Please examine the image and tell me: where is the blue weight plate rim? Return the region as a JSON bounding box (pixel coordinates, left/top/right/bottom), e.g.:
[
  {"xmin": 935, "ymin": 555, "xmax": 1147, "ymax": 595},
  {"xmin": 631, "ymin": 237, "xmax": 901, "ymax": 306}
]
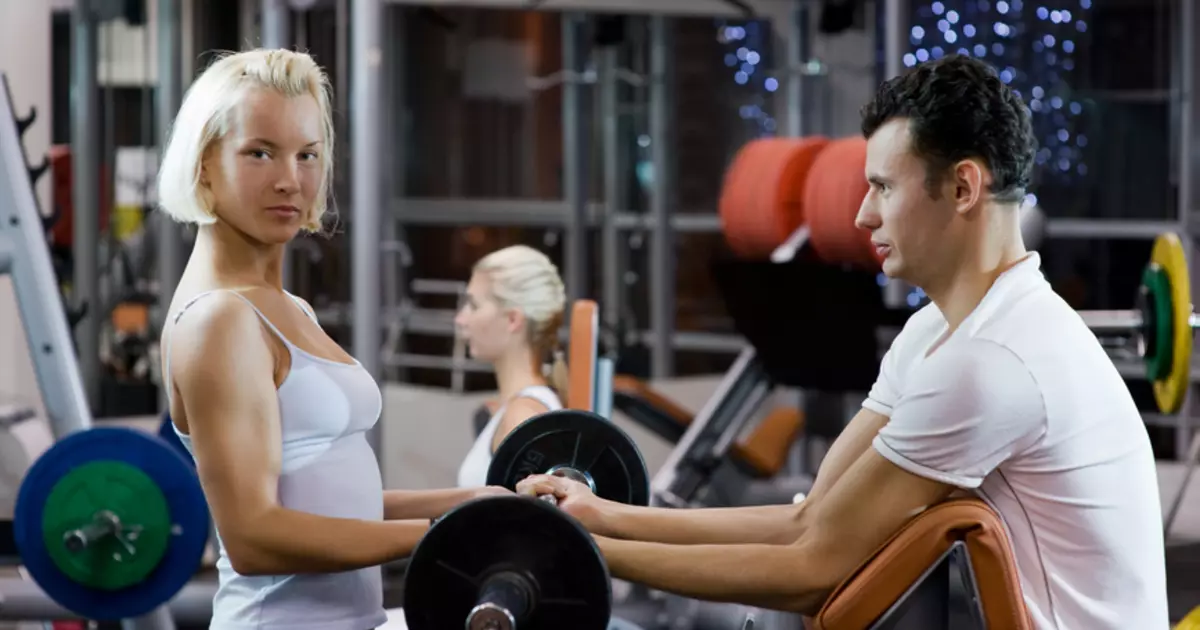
[
  {"xmin": 14, "ymin": 426, "xmax": 210, "ymax": 621},
  {"xmin": 157, "ymin": 412, "xmax": 196, "ymax": 469}
]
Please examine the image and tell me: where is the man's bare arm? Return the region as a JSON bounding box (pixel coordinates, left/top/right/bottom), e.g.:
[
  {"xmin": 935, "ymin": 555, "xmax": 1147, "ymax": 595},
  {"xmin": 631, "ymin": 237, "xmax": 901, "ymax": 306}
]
[
  {"xmin": 595, "ymin": 449, "xmax": 956, "ymax": 614},
  {"xmin": 802, "ymin": 406, "xmax": 889, "ymax": 504}
]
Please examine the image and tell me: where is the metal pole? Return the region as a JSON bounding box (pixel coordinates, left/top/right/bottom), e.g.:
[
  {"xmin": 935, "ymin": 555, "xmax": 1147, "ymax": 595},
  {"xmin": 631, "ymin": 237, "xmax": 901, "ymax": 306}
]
[
  {"xmin": 382, "ymin": 7, "xmax": 406, "ymax": 320},
  {"xmin": 261, "ymin": 0, "xmax": 291, "ymax": 49},
  {"xmin": 600, "ymin": 46, "xmax": 626, "ymax": 345},
  {"xmin": 352, "ymin": 0, "xmax": 384, "ymax": 461},
  {"xmin": 262, "ymin": 0, "xmax": 293, "ymax": 290},
  {"xmin": 562, "ymin": 13, "xmax": 590, "ymax": 303},
  {"xmin": 882, "ymin": 0, "xmax": 909, "ymax": 308},
  {"xmin": 649, "ymin": 16, "xmax": 675, "ymax": 378},
  {"xmin": 156, "ymin": 0, "xmax": 183, "ymax": 409},
  {"xmin": 1177, "ymin": 0, "xmax": 1196, "ymax": 461},
  {"xmin": 786, "ymin": 0, "xmax": 809, "ymax": 137},
  {"xmin": 72, "ymin": 0, "xmax": 101, "ymax": 414}
]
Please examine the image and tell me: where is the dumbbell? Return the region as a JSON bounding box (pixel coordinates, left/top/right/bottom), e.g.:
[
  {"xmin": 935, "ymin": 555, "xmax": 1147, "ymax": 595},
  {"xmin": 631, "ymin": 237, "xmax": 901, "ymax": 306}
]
[
  {"xmin": 13, "ymin": 427, "xmax": 210, "ymax": 621},
  {"xmin": 405, "ymin": 408, "xmax": 650, "ymax": 629},
  {"xmin": 1076, "ymin": 232, "xmax": 1195, "ymax": 414}
]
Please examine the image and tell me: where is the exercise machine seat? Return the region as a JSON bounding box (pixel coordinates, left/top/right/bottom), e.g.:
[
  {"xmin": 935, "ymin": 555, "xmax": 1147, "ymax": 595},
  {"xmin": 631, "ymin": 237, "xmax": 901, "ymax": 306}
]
[
  {"xmin": 806, "ymin": 498, "xmax": 1031, "ymax": 630},
  {"xmin": 612, "ymin": 375, "xmax": 692, "ymax": 442},
  {"xmin": 732, "ymin": 407, "xmax": 805, "ymax": 479},
  {"xmin": 612, "ymin": 375, "xmax": 804, "ymax": 478}
]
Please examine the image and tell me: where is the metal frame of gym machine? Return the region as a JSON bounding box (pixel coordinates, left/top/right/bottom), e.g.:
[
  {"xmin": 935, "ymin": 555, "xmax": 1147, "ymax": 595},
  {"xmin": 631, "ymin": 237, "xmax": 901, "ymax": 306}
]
[{"xmin": 0, "ymin": 71, "xmax": 216, "ymax": 629}]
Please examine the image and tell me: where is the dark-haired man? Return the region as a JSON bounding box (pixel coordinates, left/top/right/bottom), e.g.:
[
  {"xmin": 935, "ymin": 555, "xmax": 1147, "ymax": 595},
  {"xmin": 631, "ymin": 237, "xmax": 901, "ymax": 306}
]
[{"xmin": 519, "ymin": 54, "xmax": 1168, "ymax": 628}]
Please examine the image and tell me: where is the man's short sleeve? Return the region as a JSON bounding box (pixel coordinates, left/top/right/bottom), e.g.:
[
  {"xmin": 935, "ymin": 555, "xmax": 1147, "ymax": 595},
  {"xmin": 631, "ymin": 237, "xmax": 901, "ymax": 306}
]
[
  {"xmin": 862, "ymin": 345, "xmax": 902, "ymax": 416},
  {"xmin": 871, "ymin": 339, "xmax": 1047, "ymax": 489}
]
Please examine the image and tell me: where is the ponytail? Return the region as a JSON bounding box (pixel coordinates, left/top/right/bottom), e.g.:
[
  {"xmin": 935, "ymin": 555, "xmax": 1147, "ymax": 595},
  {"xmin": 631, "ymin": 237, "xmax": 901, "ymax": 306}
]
[{"xmin": 548, "ymin": 347, "xmax": 570, "ymax": 402}]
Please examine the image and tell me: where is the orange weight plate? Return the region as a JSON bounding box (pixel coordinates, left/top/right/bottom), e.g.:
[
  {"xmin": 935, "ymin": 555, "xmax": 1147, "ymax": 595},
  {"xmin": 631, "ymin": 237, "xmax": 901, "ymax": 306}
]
[
  {"xmin": 719, "ymin": 137, "xmax": 828, "ymax": 259},
  {"xmin": 719, "ymin": 139, "xmax": 786, "ymax": 258},
  {"xmin": 804, "ymin": 136, "xmax": 880, "ymax": 270}
]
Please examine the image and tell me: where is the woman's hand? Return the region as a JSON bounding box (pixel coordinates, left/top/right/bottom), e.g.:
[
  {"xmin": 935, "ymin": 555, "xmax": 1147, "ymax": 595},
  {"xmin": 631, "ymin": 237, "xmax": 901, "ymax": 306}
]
[{"xmin": 516, "ymin": 474, "xmax": 616, "ymax": 536}]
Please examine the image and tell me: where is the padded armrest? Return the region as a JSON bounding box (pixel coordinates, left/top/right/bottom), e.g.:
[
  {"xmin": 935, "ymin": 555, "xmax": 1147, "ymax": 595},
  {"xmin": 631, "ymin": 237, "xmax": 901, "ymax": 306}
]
[{"xmin": 808, "ymin": 498, "xmax": 1031, "ymax": 630}]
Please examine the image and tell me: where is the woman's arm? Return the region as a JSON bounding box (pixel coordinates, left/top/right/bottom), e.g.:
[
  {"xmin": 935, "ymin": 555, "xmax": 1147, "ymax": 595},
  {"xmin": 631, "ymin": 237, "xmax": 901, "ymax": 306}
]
[
  {"xmin": 382, "ymin": 486, "xmax": 508, "ymax": 520},
  {"xmin": 171, "ymin": 293, "xmax": 424, "ymax": 576}
]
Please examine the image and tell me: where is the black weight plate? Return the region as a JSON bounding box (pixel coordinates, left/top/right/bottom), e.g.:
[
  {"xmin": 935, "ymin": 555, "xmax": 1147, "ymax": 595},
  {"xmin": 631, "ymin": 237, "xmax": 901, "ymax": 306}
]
[
  {"xmin": 487, "ymin": 410, "xmax": 650, "ymax": 506},
  {"xmin": 404, "ymin": 494, "xmax": 612, "ymax": 630}
]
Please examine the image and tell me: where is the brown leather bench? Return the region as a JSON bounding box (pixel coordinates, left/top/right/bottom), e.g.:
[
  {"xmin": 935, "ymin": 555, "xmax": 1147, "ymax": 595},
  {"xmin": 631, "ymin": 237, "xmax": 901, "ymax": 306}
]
[
  {"xmin": 612, "ymin": 375, "xmax": 805, "ymax": 479},
  {"xmin": 806, "ymin": 498, "xmax": 1031, "ymax": 630}
]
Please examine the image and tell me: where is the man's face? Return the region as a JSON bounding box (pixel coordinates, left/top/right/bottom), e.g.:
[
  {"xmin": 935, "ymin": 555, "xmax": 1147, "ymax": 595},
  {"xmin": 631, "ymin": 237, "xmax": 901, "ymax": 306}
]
[{"xmin": 855, "ymin": 119, "xmax": 960, "ymax": 284}]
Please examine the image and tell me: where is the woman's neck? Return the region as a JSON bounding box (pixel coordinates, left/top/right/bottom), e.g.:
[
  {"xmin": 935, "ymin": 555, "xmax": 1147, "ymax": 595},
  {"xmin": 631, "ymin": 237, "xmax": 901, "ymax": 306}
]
[
  {"xmin": 492, "ymin": 346, "xmax": 546, "ymax": 401},
  {"xmin": 191, "ymin": 224, "xmax": 286, "ymax": 289}
]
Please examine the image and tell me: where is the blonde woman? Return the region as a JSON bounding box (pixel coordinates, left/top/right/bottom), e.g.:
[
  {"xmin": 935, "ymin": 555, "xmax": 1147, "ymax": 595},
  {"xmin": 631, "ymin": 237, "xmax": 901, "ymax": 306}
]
[
  {"xmin": 453, "ymin": 245, "xmax": 570, "ymax": 488},
  {"xmin": 157, "ymin": 48, "xmax": 503, "ymax": 629}
]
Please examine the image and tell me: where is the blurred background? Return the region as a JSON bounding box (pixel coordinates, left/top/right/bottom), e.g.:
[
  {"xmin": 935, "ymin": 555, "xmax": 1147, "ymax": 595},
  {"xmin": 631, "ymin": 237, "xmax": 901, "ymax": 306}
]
[{"xmin": 3, "ymin": 0, "xmax": 1200, "ymax": 626}]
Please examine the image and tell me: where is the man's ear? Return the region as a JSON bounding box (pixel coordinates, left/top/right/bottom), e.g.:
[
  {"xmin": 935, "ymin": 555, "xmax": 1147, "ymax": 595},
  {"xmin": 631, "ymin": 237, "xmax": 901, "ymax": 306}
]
[{"xmin": 951, "ymin": 159, "xmax": 986, "ymax": 214}]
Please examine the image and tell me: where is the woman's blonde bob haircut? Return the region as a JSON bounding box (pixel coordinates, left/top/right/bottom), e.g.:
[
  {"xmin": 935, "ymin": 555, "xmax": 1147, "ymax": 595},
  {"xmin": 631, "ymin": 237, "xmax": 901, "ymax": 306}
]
[{"xmin": 156, "ymin": 48, "xmax": 335, "ymax": 233}]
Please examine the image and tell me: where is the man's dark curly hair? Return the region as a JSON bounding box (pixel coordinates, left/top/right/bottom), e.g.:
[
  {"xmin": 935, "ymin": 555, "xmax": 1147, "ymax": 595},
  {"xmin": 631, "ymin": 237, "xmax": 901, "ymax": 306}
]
[{"xmin": 860, "ymin": 54, "xmax": 1037, "ymax": 204}]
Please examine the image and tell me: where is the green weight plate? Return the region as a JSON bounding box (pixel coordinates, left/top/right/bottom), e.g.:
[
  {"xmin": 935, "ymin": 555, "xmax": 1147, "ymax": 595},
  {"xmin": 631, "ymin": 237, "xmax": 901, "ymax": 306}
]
[
  {"xmin": 1141, "ymin": 264, "xmax": 1175, "ymax": 382},
  {"xmin": 41, "ymin": 461, "xmax": 172, "ymax": 590}
]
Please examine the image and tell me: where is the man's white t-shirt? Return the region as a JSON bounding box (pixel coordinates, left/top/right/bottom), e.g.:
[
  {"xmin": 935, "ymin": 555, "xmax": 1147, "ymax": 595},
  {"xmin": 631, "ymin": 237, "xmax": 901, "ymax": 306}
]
[{"xmin": 864, "ymin": 252, "xmax": 1169, "ymax": 629}]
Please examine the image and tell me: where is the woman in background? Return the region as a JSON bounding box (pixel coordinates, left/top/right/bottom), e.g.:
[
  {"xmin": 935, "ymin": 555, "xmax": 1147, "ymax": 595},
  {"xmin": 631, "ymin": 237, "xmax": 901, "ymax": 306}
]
[{"xmin": 454, "ymin": 245, "xmax": 569, "ymax": 487}]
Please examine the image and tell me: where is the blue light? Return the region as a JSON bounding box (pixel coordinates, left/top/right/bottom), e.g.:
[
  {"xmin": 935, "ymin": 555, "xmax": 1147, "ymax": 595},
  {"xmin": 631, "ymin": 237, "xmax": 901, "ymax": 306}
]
[
  {"xmin": 904, "ymin": 53, "xmax": 918, "ymax": 67},
  {"xmin": 932, "ymin": 1, "xmax": 945, "ymax": 15},
  {"xmin": 1043, "ymin": 34, "xmax": 1056, "ymax": 47},
  {"xmin": 746, "ymin": 51, "xmax": 761, "ymax": 65},
  {"xmin": 736, "ymin": 47, "xmax": 749, "ymax": 60},
  {"xmin": 912, "ymin": 25, "xmax": 926, "ymax": 39},
  {"xmin": 1036, "ymin": 6, "xmax": 1049, "ymax": 20},
  {"xmin": 735, "ymin": 71, "xmax": 748, "ymax": 85},
  {"xmin": 964, "ymin": 24, "xmax": 977, "ymax": 37},
  {"xmin": 938, "ymin": 19, "xmax": 950, "ymax": 32},
  {"xmin": 945, "ymin": 30, "xmax": 958, "ymax": 44},
  {"xmin": 1069, "ymin": 101, "xmax": 1082, "ymax": 114},
  {"xmin": 973, "ymin": 44, "xmax": 987, "ymax": 56},
  {"xmin": 725, "ymin": 54, "xmax": 738, "ymax": 67},
  {"xmin": 994, "ymin": 22, "xmax": 1011, "ymax": 36},
  {"xmin": 992, "ymin": 42, "xmax": 1005, "ymax": 55},
  {"xmin": 1032, "ymin": 86, "xmax": 1044, "ymax": 99},
  {"xmin": 946, "ymin": 10, "xmax": 960, "ymax": 24},
  {"xmin": 1062, "ymin": 40, "xmax": 1075, "ymax": 53},
  {"xmin": 764, "ymin": 77, "xmax": 779, "ymax": 92},
  {"xmin": 997, "ymin": 1, "xmax": 1009, "ymax": 14},
  {"xmin": 1057, "ymin": 129, "xmax": 1069, "ymax": 142},
  {"xmin": 932, "ymin": 46, "xmax": 946, "ymax": 58},
  {"xmin": 917, "ymin": 48, "xmax": 930, "ymax": 62},
  {"xmin": 1000, "ymin": 69, "xmax": 1014, "ymax": 83}
]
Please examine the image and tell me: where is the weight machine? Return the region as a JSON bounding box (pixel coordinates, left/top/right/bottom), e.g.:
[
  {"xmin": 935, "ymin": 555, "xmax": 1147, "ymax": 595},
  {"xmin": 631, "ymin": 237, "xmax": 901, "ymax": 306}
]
[{"xmin": 0, "ymin": 74, "xmax": 213, "ymax": 628}]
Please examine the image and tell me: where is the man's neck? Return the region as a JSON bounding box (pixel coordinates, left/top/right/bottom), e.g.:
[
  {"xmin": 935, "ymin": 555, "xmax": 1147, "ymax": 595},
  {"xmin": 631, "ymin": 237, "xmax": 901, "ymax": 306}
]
[{"xmin": 925, "ymin": 245, "xmax": 1030, "ymax": 333}]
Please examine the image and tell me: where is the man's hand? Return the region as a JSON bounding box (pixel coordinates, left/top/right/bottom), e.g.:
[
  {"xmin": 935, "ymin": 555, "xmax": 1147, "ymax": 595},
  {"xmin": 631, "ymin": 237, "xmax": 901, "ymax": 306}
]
[{"xmin": 516, "ymin": 474, "xmax": 615, "ymax": 536}]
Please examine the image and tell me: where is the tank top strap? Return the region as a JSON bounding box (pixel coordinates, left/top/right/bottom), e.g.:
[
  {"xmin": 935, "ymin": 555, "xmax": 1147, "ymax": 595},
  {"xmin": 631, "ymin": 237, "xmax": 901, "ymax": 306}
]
[
  {"xmin": 162, "ymin": 289, "xmax": 296, "ymax": 407},
  {"xmin": 512, "ymin": 385, "xmax": 562, "ymax": 412},
  {"xmin": 285, "ymin": 291, "xmax": 319, "ymax": 324}
]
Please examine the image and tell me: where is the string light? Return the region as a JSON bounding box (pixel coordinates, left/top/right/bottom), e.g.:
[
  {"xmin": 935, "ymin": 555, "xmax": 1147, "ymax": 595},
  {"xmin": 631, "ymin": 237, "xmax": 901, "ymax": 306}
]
[
  {"xmin": 716, "ymin": 18, "xmax": 778, "ymax": 137},
  {"xmin": 907, "ymin": 1, "xmax": 1093, "ymax": 188}
]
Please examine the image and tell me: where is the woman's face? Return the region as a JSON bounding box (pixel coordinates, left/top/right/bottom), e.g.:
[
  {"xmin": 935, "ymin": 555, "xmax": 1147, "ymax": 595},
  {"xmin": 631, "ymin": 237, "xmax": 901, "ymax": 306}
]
[
  {"xmin": 455, "ymin": 272, "xmax": 526, "ymax": 362},
  {"xmin": 201, "ymin": 87, "xmax": 324, "ymax": 245}
]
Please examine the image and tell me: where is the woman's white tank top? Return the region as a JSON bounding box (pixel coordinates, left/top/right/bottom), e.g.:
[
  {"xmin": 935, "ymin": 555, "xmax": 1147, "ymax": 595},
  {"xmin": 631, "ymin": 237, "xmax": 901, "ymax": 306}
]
[
  {"xmin": 456, "ymin": 386, "xmax": 562, "ymax": 488},
  {"xmin": 165, "ymin": 290, "xmax": 388, "ymax": 630}
]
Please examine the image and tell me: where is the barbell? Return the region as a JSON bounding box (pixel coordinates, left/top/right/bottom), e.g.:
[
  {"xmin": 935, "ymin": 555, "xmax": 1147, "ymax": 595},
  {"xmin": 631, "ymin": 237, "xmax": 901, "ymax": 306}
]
[
  {"xmin": 405, "ymin": 408, "xmax": 651, "ymax": 629},
  {"xmin": 13, "ymin": 407, "xmax": 647, "ymax": 624},
  {"xmin": 1076, "ymin": 232, "xmax": 1194, "ymax": 414}
]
